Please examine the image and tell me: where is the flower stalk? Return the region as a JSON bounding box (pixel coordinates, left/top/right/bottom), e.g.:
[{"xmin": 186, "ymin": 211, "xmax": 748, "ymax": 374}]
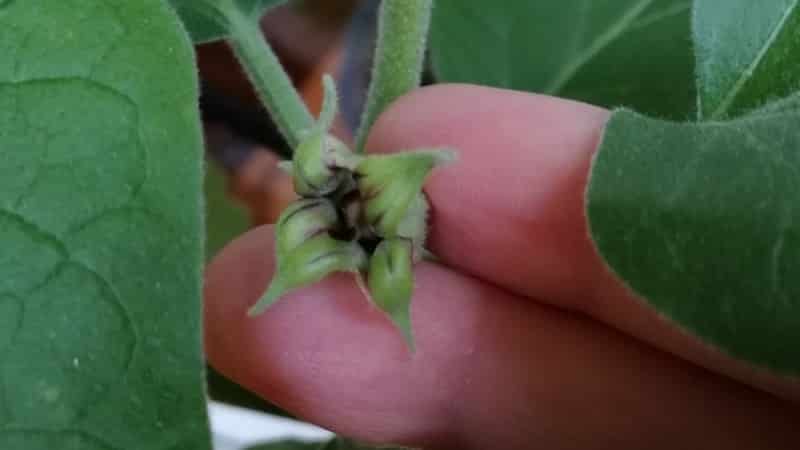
[
  {"xmin": 355, "ymin": 0, "xmax": 434, "ymax": 152},
  {"xmin": 222, "ymin": 0, "xmax": 313, "ymax": 148}
]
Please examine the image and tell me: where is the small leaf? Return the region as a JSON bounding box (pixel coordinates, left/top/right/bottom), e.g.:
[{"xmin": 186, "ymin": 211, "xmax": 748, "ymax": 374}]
[
  {"xmin": 356, "ymin": 150, "xmax": 454, "ymax": 237},
  {"xmin": 694, "ymin": 0, "xmax": 800, "ymax": 119},
  {"xmin": 430, "ymin": 0, "xmax": 696, "ymax": 119},
  {"xmin": 587, "ymin": 105, "xmax": 800, "ymax": 374},
  {"xmin": 168, "ymin": 0, "xmax": 287, "ymax": 43},
  {"xmin": 0, "ymin": 0, "xmax": 211, "ymax": 448},
  {"xmin": 368, "ymin": 239, "xmax": 415, "ymax": 350}
]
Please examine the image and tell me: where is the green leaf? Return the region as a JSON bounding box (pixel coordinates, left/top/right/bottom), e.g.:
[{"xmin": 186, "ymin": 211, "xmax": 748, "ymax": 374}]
[
  {"xmin": 168, "ymin": 0, "xmax": 287, "ymax": 43},
  {"xmin": 587, "ymin": 102, "xmax": 800, "ymax": 374},
  {"xmin": 694, "ymin": 0, "xmax": 800, "ymax": 120},
  {"xmin": 430, "ymin": 0, "xmax": 696, "ymax": 119},
  {"xmin": 0, "ymin": 0, "xmax": 211, "ymax": 448}
]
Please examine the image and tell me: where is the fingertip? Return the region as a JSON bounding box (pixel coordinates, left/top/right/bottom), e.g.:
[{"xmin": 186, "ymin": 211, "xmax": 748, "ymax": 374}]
[{"xmin": 365, "ymin": 83, "xmax": 609, "ymax": 156}]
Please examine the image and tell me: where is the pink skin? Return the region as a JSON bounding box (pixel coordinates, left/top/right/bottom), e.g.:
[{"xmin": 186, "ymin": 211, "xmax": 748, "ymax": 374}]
[{"xmin": 205, "ymin": 85, "xmax": 800, "ymax": 450}]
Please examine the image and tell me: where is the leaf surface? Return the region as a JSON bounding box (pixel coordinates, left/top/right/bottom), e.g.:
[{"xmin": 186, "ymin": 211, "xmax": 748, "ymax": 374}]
[
  {"xmin": 587, "ymin": 100, "xmax": 800, "ymax": 374},
  {"xmin": 0, "ymin": 0, "xmax": 211, "ymax": 447},
  {"xmin": 694, "ymin": 0, "xmax": 800, "ymax": 119},
  {"xmin": 430, "ymin": 0, "xmax": 696, "ymax": 119}
]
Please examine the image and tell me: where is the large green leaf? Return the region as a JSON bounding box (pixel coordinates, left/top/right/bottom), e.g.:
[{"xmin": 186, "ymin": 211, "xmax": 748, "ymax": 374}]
[
  {"xmin": 587, "ymin": 98, "xmax": 800, "ymax": 374},
  {"xmin": 0, "ymin": 0, "xmax": 211, "ymax": 448},
  {"xmin": 584, "ymin": 1, "xmax": 800, "ymax": 375},
  {"xmin": 430, "ymin": 0, "xmax": 696, "ymax": 119},
  {"xmin": 169, "ymin": 0, "xmax": 287, "ymax": 43},
  {"xmin": 694, "ymin": 0, "xmax": 800, "ymax": 119}
]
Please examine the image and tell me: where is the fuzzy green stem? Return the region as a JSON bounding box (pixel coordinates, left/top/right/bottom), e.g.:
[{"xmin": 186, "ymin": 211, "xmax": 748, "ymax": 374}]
[
  {"xmin": 223, "ymin": 2, "xmax": 313, "ymax": 148},
  {"xmin": 354, "ymin": 0, "xmax": 433, "ymax": 153}
]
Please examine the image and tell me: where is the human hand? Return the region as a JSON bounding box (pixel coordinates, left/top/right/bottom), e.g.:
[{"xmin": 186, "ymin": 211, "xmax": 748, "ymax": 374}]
[{"xmin": 205, "ymin": 85, "xmax": 800, "ymax": 450}]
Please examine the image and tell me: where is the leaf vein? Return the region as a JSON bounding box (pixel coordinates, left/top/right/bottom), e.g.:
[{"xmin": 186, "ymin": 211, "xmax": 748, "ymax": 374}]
[
  {"xmin": 710, "ymin": 0, "xmax": 800, "ymax": 119},
  {"xmin": 544, "ymin": 0, "xmax": 656, "ymax": 94}
]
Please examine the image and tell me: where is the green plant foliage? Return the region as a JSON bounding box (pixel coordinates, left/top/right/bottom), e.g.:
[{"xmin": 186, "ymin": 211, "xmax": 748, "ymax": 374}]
[
  {"xmin": 587, "ymin": 1, "xmax": 800, "ymax": 374},
  {"xmin": 694, "ymin": 0, "xmax": 800, "ymax": 119},
  {"xmin": 430, "ymin": 0, "xmax": 696, "ymax": 120},
  {"xmin": 587, "ymin": 100, "xmax": 800, "ymax": 374},
  {"xmin": 169, "ymin": 0, "xmax": 287, "ymax": 43},
  {"xmin": 432, "ymin": 0, "xmax": 800, "ymax": 374},
  {"xmin": 0, "ymin": 0, "xmax": 211, "ymax": 448}
]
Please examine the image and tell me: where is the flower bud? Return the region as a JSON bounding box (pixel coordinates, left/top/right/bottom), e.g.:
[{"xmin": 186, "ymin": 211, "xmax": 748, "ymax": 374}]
[
  {"xmin": 292, "ymin": 131, "xmax": 345, "ymax": 196},
  {"xmin": 292, "ymin": 76, "xmax": 361, "ymax": 196},
  {"xmin": 356, "ymin": 149, "xmax": 454, "ymax": 238},
  {"xmin": 367, "ymin": 238, "xmax": 415, "ymax": 350}
]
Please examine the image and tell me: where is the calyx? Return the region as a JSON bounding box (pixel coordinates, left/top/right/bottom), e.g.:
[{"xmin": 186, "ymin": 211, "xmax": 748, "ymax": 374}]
[{"xmin": 248, "ymin": 75, "xmax": 454, "ymax": 350}]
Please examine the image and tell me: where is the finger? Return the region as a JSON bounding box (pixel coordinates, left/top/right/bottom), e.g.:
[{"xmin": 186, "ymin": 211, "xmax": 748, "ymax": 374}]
[
  {"xmin": 204, "ymin": 226, "xmax": 800, "ymax": 450},
  {"xmin": 365, "ymin": 84, "xmax": 800, "ymax": 401},
  {"xmin": 366, "ymin": 83, "xmax": 608, "ymax": 309}
]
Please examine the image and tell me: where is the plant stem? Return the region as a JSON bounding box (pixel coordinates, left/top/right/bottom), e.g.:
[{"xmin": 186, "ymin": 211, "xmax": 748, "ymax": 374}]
[
  {"xmin": 354, "ymin": 0, "xmax": 433, "ymax": 153},
  {"xmin": 223, "ymin": 2, "xmax": 313, "ymax": 149}
]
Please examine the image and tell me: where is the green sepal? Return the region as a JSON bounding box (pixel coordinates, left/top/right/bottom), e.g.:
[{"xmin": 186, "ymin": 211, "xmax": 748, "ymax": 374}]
[
  {"xmin": 249, "ymin": 235, "xmax": 367, "ymax": 316},
  {"xmin": 249, "ymin": 197, "xmax": 366, "ymax": 316},
  {"xmin": 396, "ymin": 193, "xmax": 430, "ymax": 257},
  {"xmin": 356, "ymin": 149, "xmax": 454, "ymax": 238},
  {"xmin": 275, "ymin": 198, "xmax": 339, "ymax": 254},
  {"xmin": 367, "ymin": 238, "xmax": 415, "ymax": 350}
]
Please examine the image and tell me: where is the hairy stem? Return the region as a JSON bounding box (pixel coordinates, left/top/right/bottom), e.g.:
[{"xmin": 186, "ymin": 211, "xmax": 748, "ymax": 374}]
[
  {"xmin": 355, "ymin": 0, "xmax": 433, "ymax": 153},
  {"xmin": 223, "ymin": 2, "xmax": 313, "ymax": 148}
]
